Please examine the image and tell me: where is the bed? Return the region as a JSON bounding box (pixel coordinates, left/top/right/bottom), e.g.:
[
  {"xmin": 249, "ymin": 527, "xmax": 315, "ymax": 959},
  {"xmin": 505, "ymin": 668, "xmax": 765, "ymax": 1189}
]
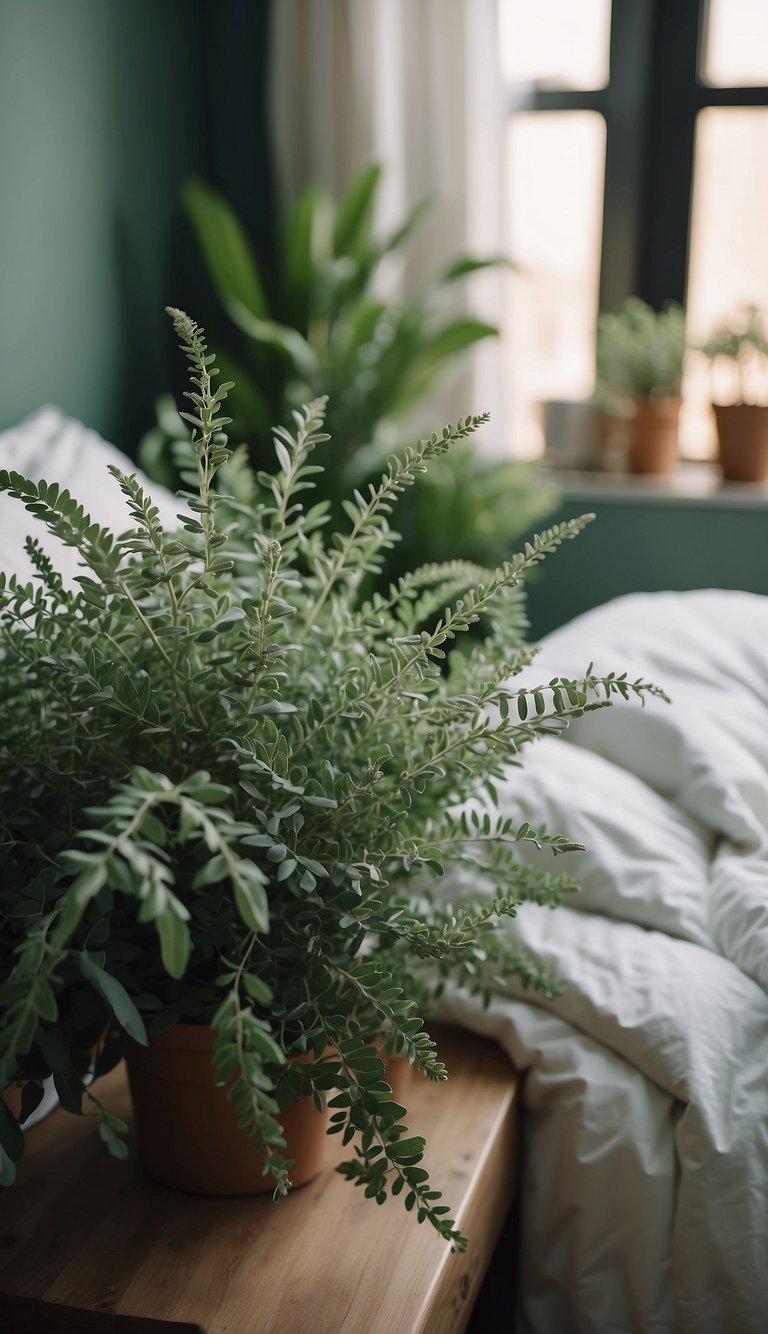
[
  {"xmin": 441, "ymin": 588, "xmax": 768, "ymax": 1332},
  {"xmin": 3, "ymin": 410, "xmax": 767, "ymax": 1332}
]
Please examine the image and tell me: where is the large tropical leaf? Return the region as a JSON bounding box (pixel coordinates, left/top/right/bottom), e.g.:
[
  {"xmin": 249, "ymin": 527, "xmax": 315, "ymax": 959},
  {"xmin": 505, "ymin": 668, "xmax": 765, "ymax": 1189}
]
[
  {"xmin": 377, "ymin": 194, "xmax": 434, "ymax": 259},
  {"xmin": 284, "ymin": 184, "xmax": 334, "ymax": 330},
  {"xmin": 389, "ymin": 317, "xmax": 499, "ymax": 417},
  {"xmin": 417, "ymin": 317, "xmax": 498, "ymax": 366},
  {"xmin": 228, "ymin": 301, "xmax": 318, "ymax": 378},
  {"xmin": 183, "ymin": 178, "xmax": 268, "ymax": 321},
  {"xmin": 437, "ymin": 255, "xmax": 514, "ymax": 284},
  {"xmin": 334, "ymin": 163, "xmax": 382, "ymax": 259}
]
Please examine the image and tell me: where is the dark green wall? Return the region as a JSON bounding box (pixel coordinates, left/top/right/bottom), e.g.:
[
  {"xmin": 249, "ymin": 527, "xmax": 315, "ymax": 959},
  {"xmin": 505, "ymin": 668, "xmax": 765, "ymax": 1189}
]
[
  {"xmin": 0, "ymin": 0, "xmax": 272, "ymax": 454},
  {"xmin": 524, "ymin": 492, "xmax": 768, "ymax": 637}
]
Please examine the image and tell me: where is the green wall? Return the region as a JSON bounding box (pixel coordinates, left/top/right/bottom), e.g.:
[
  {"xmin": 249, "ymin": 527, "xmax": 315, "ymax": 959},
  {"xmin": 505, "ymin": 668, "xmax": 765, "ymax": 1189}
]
[
  {"xmin": 524, "ymin": 491, "xmax": 768, "ymax": 637},
  {"xmin": 0, "ymin": 0, "xmax": 272, "ymax": 454}
]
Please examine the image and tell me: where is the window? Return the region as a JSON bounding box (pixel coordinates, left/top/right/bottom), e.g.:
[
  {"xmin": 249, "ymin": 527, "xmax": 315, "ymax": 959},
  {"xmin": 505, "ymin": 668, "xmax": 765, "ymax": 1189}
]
[
  {"xmin": 500, "ymin": 0, "xmax": 768, "ymax": 459},
  {"xmin": 506, "ymin": 111, "xmax": 606, "ymax": 456}
]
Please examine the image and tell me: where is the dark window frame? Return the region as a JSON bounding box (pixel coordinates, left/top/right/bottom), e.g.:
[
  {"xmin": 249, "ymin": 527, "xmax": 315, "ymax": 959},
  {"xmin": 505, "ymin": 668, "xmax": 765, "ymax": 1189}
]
[{"xmin": 507, "ymin": 0, "xmax": 768, "ymax": 315}]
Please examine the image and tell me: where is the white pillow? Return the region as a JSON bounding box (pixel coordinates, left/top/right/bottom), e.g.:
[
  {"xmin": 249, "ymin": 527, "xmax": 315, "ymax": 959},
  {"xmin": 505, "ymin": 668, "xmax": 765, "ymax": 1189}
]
[
  {"xmin": 0, "ymin": 407, "xmax": 181, "ymax": 583},
  {"xmin": 513, "ymin": 591, "xmax": 768, "ymax": 848},
  {"xmin": 464, "ymin": 737, "xmax": 714, "ymax": 947}
]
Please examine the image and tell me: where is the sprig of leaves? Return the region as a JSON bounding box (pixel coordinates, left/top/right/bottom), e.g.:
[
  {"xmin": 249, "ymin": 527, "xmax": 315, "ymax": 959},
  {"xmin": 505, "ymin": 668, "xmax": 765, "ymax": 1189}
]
[{"xmin": 0, "ymin": 309, "xmax": 664, "ymax": 1239}]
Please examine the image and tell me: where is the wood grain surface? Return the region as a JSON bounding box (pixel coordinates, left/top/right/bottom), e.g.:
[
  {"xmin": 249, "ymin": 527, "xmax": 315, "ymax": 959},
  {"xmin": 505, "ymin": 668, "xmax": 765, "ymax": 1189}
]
[{"xmin": 0, "ymin": 1025, "xmax": 518, "ymax": 1334}]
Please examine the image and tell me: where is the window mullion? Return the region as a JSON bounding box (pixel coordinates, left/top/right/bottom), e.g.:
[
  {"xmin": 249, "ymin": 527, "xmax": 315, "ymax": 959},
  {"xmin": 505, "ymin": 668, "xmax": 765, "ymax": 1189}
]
[
  {"xmin": 639, "ymin": 0, "xmax": 702, "ymax": 308},
  {"xmin": 598, "ymin": 0, "xmax": 656, "ymax": 311}
]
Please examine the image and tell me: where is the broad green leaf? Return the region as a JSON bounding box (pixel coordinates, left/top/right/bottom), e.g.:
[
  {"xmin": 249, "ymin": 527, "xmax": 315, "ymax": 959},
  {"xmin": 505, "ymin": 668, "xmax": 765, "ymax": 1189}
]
[
  {"xmin": 192, "ymin": 854, "xmax": 227, "ymax": 889},
  {"xmin": 156, "ymin": 911, "xmax": 191, "ymax": 980},
  {"xmin": 69, "ymin": 861, "xmax": 108, "ymax": 907},
  {"xmin": 99, "ymin": 1119, "xmax": 129, "ymax": 1159},
  {"xmin": 227, "ymin": 302, "xmax": 317, "ymax": 378},
  {"xmin": 334, "ymin": 163, "xmax": 381, "ymax": 259},
  {"xmin": 246, "ymin": 1023, "xmax": 284, "ymax": 1065},
  {"xmin": 437, "ymin": 255, "xmax": 513, "ymax": 284},
  {"xmin": 233, "ymin": 873, "xmax": 269, "ymax": 934},
  {"xmin": 188, "ymin": 782, "xmax": 232, "ymax": 805},
  {"xmin": 389, "ymin": 1135, "xmax": 426, "ymax": 1161},
  {"xmin": 419, "ymin": 318, "xmax": 498, "ymax": 368},
  {"xmin": 285, "ymin": 184, "xmax": 333, "ymax": 324},
  {"xmin": 378, "ymin": 194, "xmax": 434, "ymax": 259},
  {"xmin": 334, "ymin": 298, "xmax": 387, "ymax": 366},
  {"xmin": 77, "ymin": 953, "xmax": 148, "ymax": 1044},
  {"xmin": 183, "ymin": 178, "xmax": 268, "ymax": 319},
  {"xmin": 242, "ymin": 973, "xmax": 272, "ymax": 1006}
]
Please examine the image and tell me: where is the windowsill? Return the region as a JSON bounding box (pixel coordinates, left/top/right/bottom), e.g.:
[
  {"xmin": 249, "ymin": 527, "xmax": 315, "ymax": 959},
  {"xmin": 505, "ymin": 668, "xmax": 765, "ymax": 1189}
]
[{"xmin": 547, "ymin": 461, "xmax": 768, "ymax": 509}]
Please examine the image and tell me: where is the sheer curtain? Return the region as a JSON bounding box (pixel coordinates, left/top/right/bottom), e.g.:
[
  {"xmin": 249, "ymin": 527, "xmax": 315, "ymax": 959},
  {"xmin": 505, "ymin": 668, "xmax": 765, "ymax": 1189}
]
[{"xmin": 269, "ymin": 0, "xmax": 511, "ymax": 448}]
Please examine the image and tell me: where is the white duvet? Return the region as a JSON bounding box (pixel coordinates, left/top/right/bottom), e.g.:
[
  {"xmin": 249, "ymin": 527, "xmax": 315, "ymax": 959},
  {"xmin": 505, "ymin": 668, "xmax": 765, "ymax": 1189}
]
[
  {"xmin": 3, "ymin": 414, "xmax": 767, "ymax": 1331},
  {"xmin": 439, "ymin": 589, "xmax": 768, "ymax": 1334}
]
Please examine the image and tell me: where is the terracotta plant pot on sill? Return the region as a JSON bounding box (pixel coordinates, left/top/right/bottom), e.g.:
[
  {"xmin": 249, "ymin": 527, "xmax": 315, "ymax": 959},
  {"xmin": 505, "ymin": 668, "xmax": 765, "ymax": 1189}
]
[
  {"xmin": 713, "ymin": 403, "xmax": 768, "ymax": 483},
  {"xmin": 125, "ymin": 1025, "xmax": 329, "ymax": 1196},
  {"xmin": 627, "ymin": 396, "xmax": 681, "ymax": 475}
]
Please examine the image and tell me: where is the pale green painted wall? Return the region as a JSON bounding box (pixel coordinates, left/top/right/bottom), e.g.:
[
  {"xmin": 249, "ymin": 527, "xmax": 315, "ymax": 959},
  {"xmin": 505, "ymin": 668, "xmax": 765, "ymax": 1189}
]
[
  {"xmin": 4, "ymin": 3, "xmax": 762, "ymax": 638},
  {"xmin": 524, "ymin": 493, "xmax": 768, "ymax": 637},
  {"xmin": 0, "ymin": 0, "xmax": 272, "ymax": 453}
]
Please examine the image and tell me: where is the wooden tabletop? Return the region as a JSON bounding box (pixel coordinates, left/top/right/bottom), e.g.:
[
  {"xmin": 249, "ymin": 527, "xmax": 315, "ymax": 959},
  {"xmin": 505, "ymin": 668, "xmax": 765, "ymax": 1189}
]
[{"xmin": 0, "ymin": 1025, "xmax": 519, "ymax": 1334}]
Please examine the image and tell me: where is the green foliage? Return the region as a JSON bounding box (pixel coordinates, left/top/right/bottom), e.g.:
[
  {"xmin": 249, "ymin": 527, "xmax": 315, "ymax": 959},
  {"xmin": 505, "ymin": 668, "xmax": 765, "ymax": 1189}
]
[
  {"xmin": 0, "ymin": 311, "xmax": 664, "ymax": 1244},
  {"xmin": 596, "ymin": 297, "xmax": 687, "ymax": 405},
  {"xmin": 699, "ymin": 304, "xmax": 768, "ymax": 405},
  {"xmin": 140, "ymin": 164, "xmax": 555, "ymax": 573}
]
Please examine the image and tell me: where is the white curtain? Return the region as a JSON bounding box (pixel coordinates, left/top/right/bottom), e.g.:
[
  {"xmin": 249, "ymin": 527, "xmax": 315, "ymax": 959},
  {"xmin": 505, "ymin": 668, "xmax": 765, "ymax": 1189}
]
[{"xmin": 269, "ymin": 0, "xmax": 511, "ymax": 448}]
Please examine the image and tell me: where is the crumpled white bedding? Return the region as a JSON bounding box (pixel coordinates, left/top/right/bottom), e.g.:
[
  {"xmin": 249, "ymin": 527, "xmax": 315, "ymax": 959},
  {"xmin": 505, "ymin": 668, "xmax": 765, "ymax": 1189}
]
[
  {"xmin": 3, "ymin": 415, "xmax": 766, "ymax": 1329},
  {"xmin": 439, "ymin": 589, "xmax": 768, "ymax": 1334},
  {"xmin": 0, "ymin": 408, "xmax": 182, "ymax": 585}
]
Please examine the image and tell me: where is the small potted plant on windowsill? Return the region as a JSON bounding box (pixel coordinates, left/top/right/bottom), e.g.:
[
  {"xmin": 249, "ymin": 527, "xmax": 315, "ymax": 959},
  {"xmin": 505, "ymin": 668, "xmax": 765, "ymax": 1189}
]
[
  {"xmin": 596, "ymin": 297, "xmax": 687, "ymax": 475},
  {"xmin": 700, "ymin": 305, "xmax": 768, "ymax": 483},
  {"xmin": 0, "ymin": 311, "xmax": 663, "ymax": 1248}
]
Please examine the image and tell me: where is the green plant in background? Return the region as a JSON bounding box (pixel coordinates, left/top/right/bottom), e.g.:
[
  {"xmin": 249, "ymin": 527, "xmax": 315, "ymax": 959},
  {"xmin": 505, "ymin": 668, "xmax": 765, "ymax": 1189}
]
[
  {"xmin": 699, "ymin": 304, "xmax": 768, "ymax": 404},
  {"xmin": 391, "ymin": 444, "xmax": 559, "ymax": 578},
  {"xmin": 0, "ymin": 311, "xmax": 663, "ymax": 1245},
  {"xmin": 596, "ymin": 296, "xmax": 687, "ymax": 409},
  {"xmin": 141, "ymin": 164, "xmax": 556, "ymax": 571}
]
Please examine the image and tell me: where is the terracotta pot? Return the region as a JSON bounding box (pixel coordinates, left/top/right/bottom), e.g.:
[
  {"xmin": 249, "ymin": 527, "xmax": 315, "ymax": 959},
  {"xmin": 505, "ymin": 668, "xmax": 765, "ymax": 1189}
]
[
  {"xmin": 627, "ymin": 397, "xmax": 681, "ymax": 475},
  {"xmin": 365, "ymin": 1036, "xmax": 413, "ymax": 1104},
  {"xmin": 125, "ymin": 1025, "xmax": 329, "ymax": 1196},
  {"xmin": 713, "ymin": 403, "xmax": 768, "ymax": 482},
  {"xmin": 383, "ymin": 1054, "xmax": 413, "ymax": 1104}
]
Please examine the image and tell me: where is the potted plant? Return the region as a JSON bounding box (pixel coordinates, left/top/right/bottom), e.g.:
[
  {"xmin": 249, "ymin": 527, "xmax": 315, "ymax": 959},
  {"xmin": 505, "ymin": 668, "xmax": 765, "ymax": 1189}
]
[
  {"xmin": 700, "ymin": 305, "xmax": 768, "ymax": 482},
  {"xmin": 596, "ymin": 297, "xmax": 687, "ymax": 475},
  {"xmin": 0, "ymin": 310, "xmax": 663, "ymax": 1248},
  {"xmin": 140, "ymin": 163, "xmax": 556, "ymax": 576}
]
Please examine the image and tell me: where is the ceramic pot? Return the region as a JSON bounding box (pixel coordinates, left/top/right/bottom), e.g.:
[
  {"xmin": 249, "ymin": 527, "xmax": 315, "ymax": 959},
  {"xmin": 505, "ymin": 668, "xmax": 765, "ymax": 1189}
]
[
  {"xmin": 627, "ymin": 397, "xmax": 681, "ymax": 475},
  {"xmin": 125, "ymin": 1025, "xmax": 329, "ymax": 1196},
  {"xmin": 713, "ymin": 404, "xmax": 768, "ymax": 483}
]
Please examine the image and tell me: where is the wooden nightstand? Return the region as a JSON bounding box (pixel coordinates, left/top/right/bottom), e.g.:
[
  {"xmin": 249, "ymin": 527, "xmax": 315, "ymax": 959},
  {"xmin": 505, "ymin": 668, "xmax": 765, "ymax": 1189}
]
[{"xmin": 0, "ymin": 1025, "xmax": 519, "ymax": 1333}]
